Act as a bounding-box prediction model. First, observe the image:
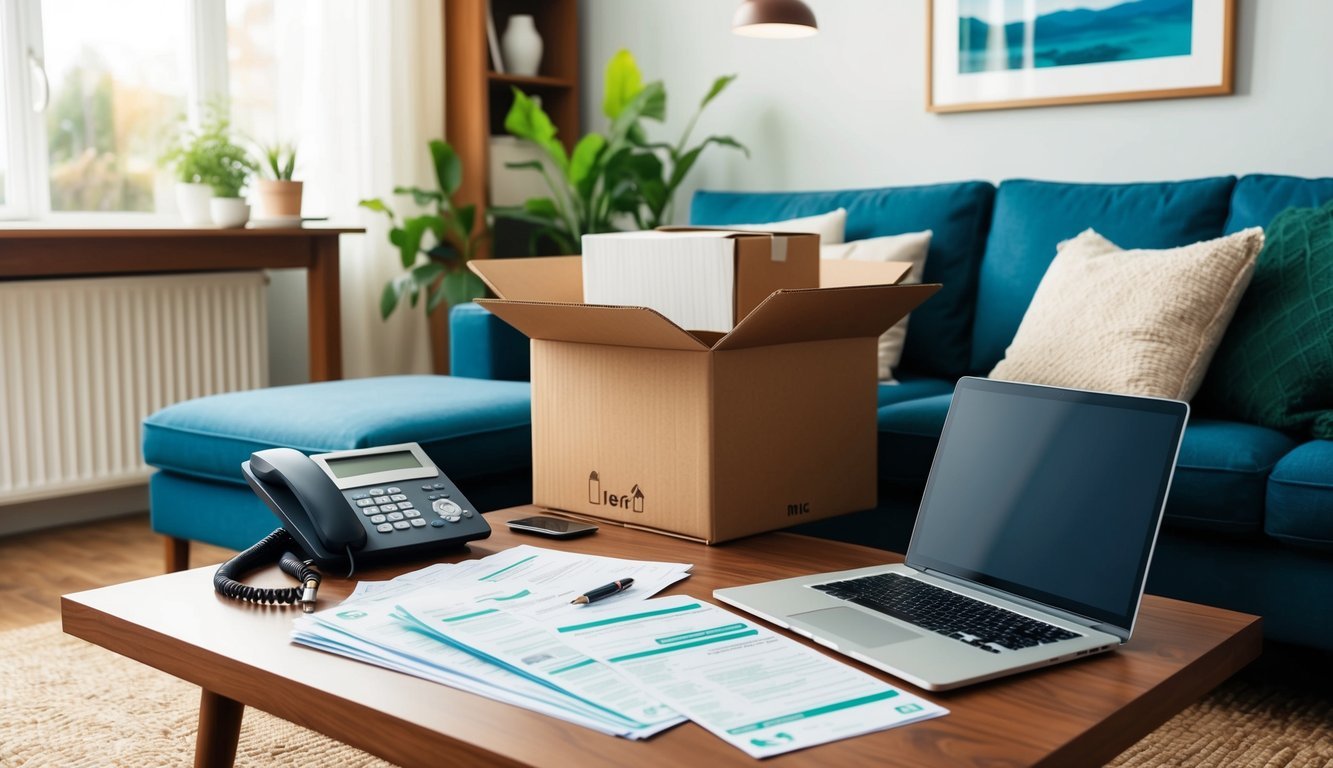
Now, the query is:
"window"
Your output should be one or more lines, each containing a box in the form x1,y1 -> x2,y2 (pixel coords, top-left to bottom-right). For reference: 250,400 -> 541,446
0,0 -> 243,219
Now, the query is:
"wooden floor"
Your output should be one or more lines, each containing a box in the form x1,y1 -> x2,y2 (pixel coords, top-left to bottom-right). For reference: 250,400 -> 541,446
0,514 -> 235,632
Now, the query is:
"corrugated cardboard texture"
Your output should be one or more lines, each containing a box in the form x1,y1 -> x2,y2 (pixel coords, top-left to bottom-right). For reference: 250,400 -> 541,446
715,283 -> 942,351
820,259 -> 911,288
708,338 -> 879,541
733,235 -> 819,322
476,301 -> 708,351
531,342 -> 714,537
470,256 -> 583,303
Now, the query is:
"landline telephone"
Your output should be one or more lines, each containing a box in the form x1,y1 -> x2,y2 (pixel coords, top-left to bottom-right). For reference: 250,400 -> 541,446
214,442 -> 491,611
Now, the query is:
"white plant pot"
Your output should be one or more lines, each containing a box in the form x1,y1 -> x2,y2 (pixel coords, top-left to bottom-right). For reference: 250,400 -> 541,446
210,197 -> 251,229
175,182 -> 214,226
502,14 -> 543,77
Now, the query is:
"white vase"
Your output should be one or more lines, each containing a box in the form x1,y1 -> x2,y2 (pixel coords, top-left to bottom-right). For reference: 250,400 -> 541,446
210,197 -> 251,229
175,182 -> 214,226
501,14 -> 543,77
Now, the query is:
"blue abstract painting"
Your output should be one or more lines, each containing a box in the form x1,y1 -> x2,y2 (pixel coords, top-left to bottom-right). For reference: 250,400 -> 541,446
958,0 -> 1194,74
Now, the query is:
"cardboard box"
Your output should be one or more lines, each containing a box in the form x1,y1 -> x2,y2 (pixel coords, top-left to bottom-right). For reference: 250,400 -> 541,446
581,230 -> 819,332
471,235 -> 940,543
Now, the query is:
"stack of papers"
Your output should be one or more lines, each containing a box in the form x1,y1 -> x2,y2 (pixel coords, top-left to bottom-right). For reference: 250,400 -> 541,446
293,545 -> 947,757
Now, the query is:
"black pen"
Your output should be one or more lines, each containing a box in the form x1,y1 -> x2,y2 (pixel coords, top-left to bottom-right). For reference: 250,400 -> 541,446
570,578 -> 635,605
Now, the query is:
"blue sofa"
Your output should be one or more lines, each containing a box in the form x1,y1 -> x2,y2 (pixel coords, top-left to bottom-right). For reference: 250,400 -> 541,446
144,174 -> 1332,652
447,174 -> 1333,652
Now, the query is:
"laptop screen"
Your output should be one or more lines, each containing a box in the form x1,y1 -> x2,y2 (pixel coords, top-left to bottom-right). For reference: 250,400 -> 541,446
906,378 -> 1188,633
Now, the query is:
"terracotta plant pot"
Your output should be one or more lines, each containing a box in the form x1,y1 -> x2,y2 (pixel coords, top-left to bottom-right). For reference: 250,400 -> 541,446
255,179 -> 304,220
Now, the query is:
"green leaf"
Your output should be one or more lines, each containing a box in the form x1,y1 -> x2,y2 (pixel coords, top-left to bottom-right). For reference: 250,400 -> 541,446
379,280 -> 402,319
393,185 -> 444,207
456,204 -> 477,237
388,227 -> 406,248
639,81 -> 667,122
504,88 -> 568,173
504,159 -> 545,173
569,134 -> 607,197
429,140 -> 463,196
442,270 -> 488,308
668,136 -> 749,191
523,197 -> 560,220
700,74 -> 738,109
411,261 -> 445,289
427,242 -> 461,263
609,82 -> 667,145
602,49 -> 644,120
359,198 -> 394,218
399,215 -> 441,269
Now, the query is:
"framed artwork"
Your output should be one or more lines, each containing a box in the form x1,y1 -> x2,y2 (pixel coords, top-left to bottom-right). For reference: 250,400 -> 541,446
927,0 -> 1235,113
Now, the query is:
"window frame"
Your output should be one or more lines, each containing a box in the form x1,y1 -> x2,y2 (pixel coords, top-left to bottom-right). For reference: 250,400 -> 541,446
1,0 -> 230,221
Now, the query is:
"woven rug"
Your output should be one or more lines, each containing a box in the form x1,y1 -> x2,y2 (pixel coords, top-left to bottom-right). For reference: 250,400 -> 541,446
2,621 -> 1330,767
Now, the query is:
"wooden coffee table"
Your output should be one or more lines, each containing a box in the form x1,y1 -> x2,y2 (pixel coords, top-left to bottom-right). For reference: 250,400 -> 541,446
62,506 -> 1261,767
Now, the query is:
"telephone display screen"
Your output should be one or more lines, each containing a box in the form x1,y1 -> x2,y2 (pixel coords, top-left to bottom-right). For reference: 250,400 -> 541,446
325,450 -> 423,479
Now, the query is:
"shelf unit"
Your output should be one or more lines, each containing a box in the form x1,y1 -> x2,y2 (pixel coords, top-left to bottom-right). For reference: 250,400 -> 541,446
436,0 -> 579,372
444,0 -> 580,245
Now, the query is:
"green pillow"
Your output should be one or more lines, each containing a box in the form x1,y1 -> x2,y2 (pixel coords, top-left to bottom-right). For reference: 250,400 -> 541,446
1200,201 -> 1333,437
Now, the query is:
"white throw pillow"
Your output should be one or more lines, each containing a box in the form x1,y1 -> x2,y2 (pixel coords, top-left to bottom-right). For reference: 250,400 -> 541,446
822,231 -> 932,382
989,227 -> 1264,400
731,208 -> 847,245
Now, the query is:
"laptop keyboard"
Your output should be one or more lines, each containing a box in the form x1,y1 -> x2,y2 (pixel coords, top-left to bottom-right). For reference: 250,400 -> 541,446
811,573 -> 1080,653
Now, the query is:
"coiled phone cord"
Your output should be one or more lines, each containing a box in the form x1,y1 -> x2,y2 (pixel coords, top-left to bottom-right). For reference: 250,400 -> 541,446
213,528 -> 322,612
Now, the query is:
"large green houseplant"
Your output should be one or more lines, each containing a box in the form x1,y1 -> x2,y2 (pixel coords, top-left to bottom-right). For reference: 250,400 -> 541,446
360,140 -> 488,319
496,49 -> 747,253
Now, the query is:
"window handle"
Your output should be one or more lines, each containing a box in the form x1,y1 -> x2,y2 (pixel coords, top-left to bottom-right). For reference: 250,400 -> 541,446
28,49 -> 49,113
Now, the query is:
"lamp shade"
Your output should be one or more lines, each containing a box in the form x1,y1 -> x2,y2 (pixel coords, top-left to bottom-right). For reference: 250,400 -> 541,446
732,0 -> 818,38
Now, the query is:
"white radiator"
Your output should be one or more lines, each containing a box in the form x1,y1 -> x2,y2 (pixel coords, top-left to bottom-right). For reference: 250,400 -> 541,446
0,272 -> 269,504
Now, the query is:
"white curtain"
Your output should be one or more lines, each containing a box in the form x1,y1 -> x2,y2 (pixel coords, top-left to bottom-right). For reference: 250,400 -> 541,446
270,0 -> 442,378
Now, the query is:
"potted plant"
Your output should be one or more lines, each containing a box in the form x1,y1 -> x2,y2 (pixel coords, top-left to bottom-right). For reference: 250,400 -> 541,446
495,49 -> 747,253
360,139 -> 488,321
162,111 -> 256,227
254,142 -> 303,223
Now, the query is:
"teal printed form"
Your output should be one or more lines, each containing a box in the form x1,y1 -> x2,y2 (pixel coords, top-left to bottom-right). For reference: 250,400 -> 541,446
553,595 -> 948,758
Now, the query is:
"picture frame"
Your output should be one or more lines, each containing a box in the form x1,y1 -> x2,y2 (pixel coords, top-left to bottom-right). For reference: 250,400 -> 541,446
927,0 -> 1235,113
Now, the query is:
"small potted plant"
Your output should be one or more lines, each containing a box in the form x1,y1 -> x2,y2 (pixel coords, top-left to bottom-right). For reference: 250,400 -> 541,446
254,142 -> 303,223
163,111 -> 256,227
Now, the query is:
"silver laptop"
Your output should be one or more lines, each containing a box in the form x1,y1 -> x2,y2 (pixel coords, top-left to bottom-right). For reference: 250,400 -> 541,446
715,377 -> 1188,691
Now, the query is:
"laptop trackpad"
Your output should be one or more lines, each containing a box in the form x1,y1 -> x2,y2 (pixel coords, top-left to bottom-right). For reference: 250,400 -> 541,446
791,607 -> 921,648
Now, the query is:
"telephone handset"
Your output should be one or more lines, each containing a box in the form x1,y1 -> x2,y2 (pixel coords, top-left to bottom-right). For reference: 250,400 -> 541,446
217,442 -> 491,611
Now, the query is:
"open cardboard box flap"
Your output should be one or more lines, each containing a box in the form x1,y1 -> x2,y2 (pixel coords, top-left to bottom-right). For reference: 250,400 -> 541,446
471,256 -> 936,352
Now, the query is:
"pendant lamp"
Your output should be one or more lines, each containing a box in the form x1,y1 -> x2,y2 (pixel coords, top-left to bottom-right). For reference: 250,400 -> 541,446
732,0 -> 818,38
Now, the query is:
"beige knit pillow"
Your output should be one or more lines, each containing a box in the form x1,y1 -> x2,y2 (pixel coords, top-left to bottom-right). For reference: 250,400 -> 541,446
989,227 -> 1264,400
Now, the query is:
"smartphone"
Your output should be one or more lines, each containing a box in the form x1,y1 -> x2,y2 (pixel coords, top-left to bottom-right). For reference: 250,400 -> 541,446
506,515 -> 599,539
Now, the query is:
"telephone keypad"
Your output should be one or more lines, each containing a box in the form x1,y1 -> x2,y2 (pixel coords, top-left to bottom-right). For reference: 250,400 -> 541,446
373,496 -> 391,504
370,515 -> 387,524
380,503 -> 399,512
376,523 -> 394,533
390,494 -> 407,502
393,521 -> 410,530
361,507 -> 380,516
410,518 -> 427,528
404,509 -> 421,518
386,487 -> 401,494
356,498 -> 375,507
386,512 -> 405,521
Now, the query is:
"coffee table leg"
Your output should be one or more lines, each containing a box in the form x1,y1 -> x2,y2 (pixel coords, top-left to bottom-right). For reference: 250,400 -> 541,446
194,689 -> 244,768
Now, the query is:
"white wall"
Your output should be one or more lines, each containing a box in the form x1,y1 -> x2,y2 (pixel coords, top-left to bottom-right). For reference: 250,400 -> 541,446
578,0 -> 1333,213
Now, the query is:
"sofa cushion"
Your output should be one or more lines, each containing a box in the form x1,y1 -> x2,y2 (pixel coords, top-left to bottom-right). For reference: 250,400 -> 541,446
988,227 -> 1262,400
877,375 -> 954,408
1166,419 -> 1297,534
450,302 -> 532,382
1224,174 -> 1333,233
877,393 -> 953,486
143,375 -> 533,486
1266,440 -> 1333,552
691,181 -> 996,380
970,177 -> 1236,373
1196,202 -> 1333,438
